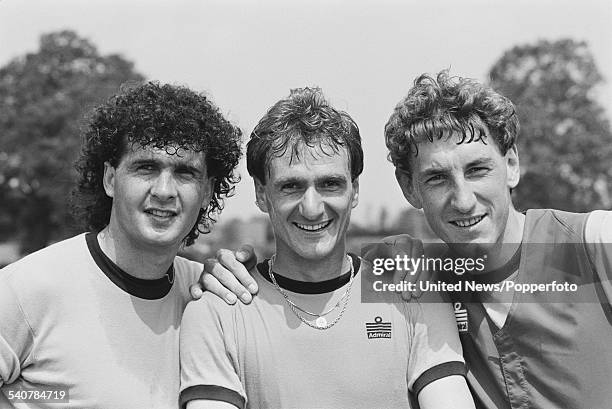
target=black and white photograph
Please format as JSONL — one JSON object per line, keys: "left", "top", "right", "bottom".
{"left": 0, "top": 0, "right": 611, "bottom": 408}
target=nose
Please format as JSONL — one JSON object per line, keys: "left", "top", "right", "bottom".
{"left": 450, "top": 177, "right": 477, "bottom": 213}
{"left": 150, "top": 170, "right": 177, "bottom": 201}
{"left": 298, "top": 187, "right": 325, "bottom": 220}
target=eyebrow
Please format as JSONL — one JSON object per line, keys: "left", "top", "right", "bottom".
{"left": 127, "top": 158, "right": 157, "bottom": 168}
{"left": 318, "top": 175, "right": 349, "bottom": 184}
{"left": 128, "top": 158, "right": 204, "bottom": 174}
{"left": 273, "top": 176, "right": 304, "bottom": 188}
{"left": 418, "top": 156, "right": 495, "bottom": 180}
{"left": 465, "top": 157, "right": 495, "bottom": 168}
{"left": 175, "top": 163, "right": 205, "bottom": 175}
{"left": 273, "top": 174, "right": 348, "bottom": 188}
{"left": 418, "top": 166, "right": 447, "bottom": 180}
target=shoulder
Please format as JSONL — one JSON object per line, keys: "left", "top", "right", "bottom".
{"left": 173, "top": 255, "right": 203, "bottom": 285}
{"left": 1, "top": 233, "right": 89, "bottom": 285}
{"left": 524, "top": 208, "right": 595, "bottom": 243}
{"left": 188, "top": 290, "right": 233, "bottom": 312}
{"left": 181, "top": 292, "right": 239, "bottom": 339}
{"left": 0, "top": 234, "right": 90, "bottom": 317}
{"left": 527, "top": 208, "right": 590, "bottom": 231}
{"left": 174, "top": 255, "right": 203, "bottom": 271}
{"left": 583, "top": 210, "right": 612, "bottom": 272}
{"left": 585, "top": 210, "right": 612, "bottom": 243}
{"left": 182, "top": 265, "right": 271, "bottom": 325}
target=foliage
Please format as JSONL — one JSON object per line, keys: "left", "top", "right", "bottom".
{"left": 0, "top": 30, "right": 144, "bottom": 253}
{"left": 489, "top": 39, "right": 612, "bottom": 211}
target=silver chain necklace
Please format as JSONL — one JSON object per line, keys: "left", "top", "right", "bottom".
{"left": 267, "top": 254, "right": 356, "bottom": 330}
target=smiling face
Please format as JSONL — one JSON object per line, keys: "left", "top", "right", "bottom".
{"left": 396, "top": 134, "right": 521, "bottom": 256}
{"left": 255, "top": 143, "right": 359, "bottom": 264}
{"left": 103, "top": 144, "right": 213, "bottom": 253}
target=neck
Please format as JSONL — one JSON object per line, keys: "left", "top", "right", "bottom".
{"left": 482, "top": 207, "right": 525, "bottom": 272}
{"left": 97, "top": 226, "right": 177, "bottom": 280}
{"left": 272, "top": 245, "right": 350, "bottom": 282}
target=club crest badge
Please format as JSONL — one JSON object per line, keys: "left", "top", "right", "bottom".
{"left": 365, "top": 316, "right": 392, "bottom": 339}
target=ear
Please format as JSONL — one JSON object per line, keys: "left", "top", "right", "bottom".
{"left": 351, "top": 178, "right": 360, "bottom": 209}
{"left": 394, "top": 168, "right": 422, "bottom": 209}
{"left": 254, "top": 178, "right": 269, "bottom": 213}
{"left": 505, "top": 145, "right": 520, "bottom": 189}
{"left": 103, "top": 161, "right": 116, "bottom": 198}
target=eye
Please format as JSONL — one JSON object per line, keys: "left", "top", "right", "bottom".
{"left": 425, "top": 174, "right": 445, "bottom": 185}
{"left": 467, "top": 166, "right": 489, "bottom": 176}
{"left": 321, "top": 180, "right": 343, "bottom": 189}
{"left": 177, "top": 168, "right": 195, "bottom": 177}
{"left": 280, "top": 182, "right": 299, "bottom": 191}
{"left": 137, "top": 164, "right": 155, "bottom": 172}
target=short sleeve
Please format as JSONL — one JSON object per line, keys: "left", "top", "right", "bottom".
{"left": 0, "top": 272, "right": 35, "bottom": 387}
{"left": 179, "top": 296, "right": 246, "bottom": 409}
{"left": 584, "top": 210, "right": 612, "bottom": 303}
{"left": 405, "top": 296, "right": 466, "bottom": 396}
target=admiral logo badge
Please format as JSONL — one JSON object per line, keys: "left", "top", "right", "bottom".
{"left": 366, "top": 316, "right": 391, "bottom": 339}
{"left": 454, "top": 302, "right": 468, "bottom": 332}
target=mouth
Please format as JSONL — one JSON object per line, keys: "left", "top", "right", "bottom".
{"left": 450, "top": 215, "right": 485, "bottom": 228}
{"left": 293, "top": 220, "right": 333, "bottom": 232}
{"left": 144, "top": 208, "right": 178, "bottom": 219}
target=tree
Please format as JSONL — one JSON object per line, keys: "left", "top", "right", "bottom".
{"left": 488, "top": 39, "right": 612, "bottom": 212}
{"left": 0, "top": 30, "right": 144, "bottom": 254}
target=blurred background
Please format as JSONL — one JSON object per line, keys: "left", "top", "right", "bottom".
{"left": 1, "top": 0, "right": 611, "bottom": 265}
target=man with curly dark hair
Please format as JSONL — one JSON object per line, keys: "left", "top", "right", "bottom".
{"left": 382, "top": 70, "right": 612, "bottom": 409}
{"left": 0, "top": 82, "right": 243, "bottom": 408}
{"left": 179, "top": 87, "right": 475, "bottom": 409}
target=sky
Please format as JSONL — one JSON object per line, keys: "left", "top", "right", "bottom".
{"left": 1, "top": 0, "right": 611, "bottom": 224}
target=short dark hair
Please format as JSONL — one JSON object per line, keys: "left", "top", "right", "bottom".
{"left": 246, "top": 87, "right": 363, "bottom": 183}
{"left": 384, "top": 70, "right": 519, "bottom": 179}
{"left": 72, "top": 81, "right": 242, "bottom": 245}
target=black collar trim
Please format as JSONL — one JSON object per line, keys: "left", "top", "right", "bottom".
{"left": 468, "top": 244, "right": 522, "bottom": 284}
{"left": 85, "top": 232, "right": 174, "bottom": 300}
{"left": 256, "top": 254, "right": 360, "bottom": 294}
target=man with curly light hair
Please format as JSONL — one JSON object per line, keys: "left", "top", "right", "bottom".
{"left": 383, "top": 70, "right": 612, "bottom": 409}
{"left": 0, "top": 82, "right": 243, "bottom": 408}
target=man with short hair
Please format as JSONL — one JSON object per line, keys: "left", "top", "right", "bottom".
{"left": 202, "top": 72, "right": 612, "bottom": 409}
{"left": 179, "top": 87, "right": 475, "bottom": 409}
{"left": 0, "top": 82, "right": 243, "bottom": 408}
{"left": 383, "top": 70, "right": 612, "bottom": 409}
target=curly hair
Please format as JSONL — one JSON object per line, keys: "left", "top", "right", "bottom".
{"left": 384, "top": 70, "right": 519, "bottom": 179}
{"left": 247, "top": 87, "right": 363, "bottom": 183}
{"left": 71, "top": 81, "right": 242, "bottom": 246}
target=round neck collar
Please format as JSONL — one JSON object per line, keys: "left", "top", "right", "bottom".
{"left": 256, "top": 254, "right": 360, "bottom": 294}
{"left": 85, "top": 232, "right": 175, "bottom": 300}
